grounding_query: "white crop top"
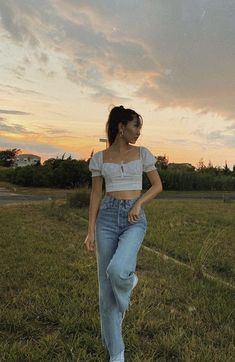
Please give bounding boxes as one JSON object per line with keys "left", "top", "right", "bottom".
{"left": 89, "top": 146, "right": 157, "bottom": 192}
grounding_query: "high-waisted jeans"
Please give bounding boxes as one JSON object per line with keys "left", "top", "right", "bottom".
{"left": 95, "top": 195, "right": 147, "bottom": 359}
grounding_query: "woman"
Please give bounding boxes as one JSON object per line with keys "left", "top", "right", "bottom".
{"left": 84, "top": 105, "right": 163, "bottom": 362}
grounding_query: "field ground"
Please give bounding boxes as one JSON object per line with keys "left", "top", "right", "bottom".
{"left": 0, "top": 198, "right": 234, "bottom": 361}
{"left": 1, "top": 181, "right": 235, "bottom": 200}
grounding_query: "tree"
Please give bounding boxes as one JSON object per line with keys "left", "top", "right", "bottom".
{"left": 0, "top": 148, "right": 21, "bottom": 167}
{"left": 86, "top": 149, "right": 94, "bottom": 163}
{"left": 43, "top": 157, "right": 62, "bottom": 169}
{"left": 222, "top": 161, "right": 231, "bottom": 175}
{"left": 196, "top": 158, "right": 206, "bottom": 172}
{"left": 156, "top": 154, "right": 168, "bottom": 169}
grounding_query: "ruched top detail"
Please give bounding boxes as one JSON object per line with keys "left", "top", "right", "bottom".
{"left": 88, "top": 146, "right": 157, "bottom": 192}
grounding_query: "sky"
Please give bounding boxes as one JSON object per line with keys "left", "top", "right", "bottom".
{"left": 0, "top": 0, "right": 235, "bottom": 169}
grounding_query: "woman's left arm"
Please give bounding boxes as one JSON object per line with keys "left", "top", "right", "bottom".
{"left": 136, "top": 169, "right": 163, "bottom": 207}
{"left": 128, "top": 170, "right": 163, "bottom": 223}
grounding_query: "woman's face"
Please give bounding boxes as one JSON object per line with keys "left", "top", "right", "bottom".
{"left": 121, "top": 116, "right": 142, "bottom": 144}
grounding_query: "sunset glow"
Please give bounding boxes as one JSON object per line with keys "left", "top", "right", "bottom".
{"left": 0, "top": 1, "right": 235, "bottom": 168}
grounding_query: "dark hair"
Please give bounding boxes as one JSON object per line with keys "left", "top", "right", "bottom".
{"left": 105, "top": 105, "right": 143, "bottom": 146}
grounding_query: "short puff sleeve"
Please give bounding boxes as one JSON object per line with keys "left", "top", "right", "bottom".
{"left": 88, "top": 152, "right": 102, "bottom": 177}
{"left": 141, "top": 147, "right": 157, "bottom": 173}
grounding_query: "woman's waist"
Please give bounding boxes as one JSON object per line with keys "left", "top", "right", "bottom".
{"left": 105, "top": 190, "right": 141, "bottom": 200}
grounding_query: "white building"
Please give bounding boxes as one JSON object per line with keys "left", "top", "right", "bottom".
{"left": 13, "top": 154, "right": 41, "bottom": 168}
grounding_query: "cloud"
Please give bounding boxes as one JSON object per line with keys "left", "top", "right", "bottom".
{"left": 0, "top": 118, "right": 76, "bottom": 139}
{"left": 0, "top": 0, "right": 235, "bottom": 119}
{"left": 0, "top": 135, "right": 63, "bottom": 155}
{"left": 193, "top": 128, "right": 235, "bottom": 149}
{"left": 0, "top": 109, "right": 31, "bottom": 115}
{"left": 226, "top": 121, "right": 235, "bottom": 131}
{"left": 0, "top": 0, "right": 158, "bottom": 101}
{"left": 0, "top": 118, "right": 33, "bottom": 134}
{"left": 0, "top": 118, "right": 89, "bottom": 159}
{"left": 0, "top": 83, "right": 46, "bottom": 97}
{"left": 0, "top": 0, "right": 41, "bottom": 47}
{"left": 38, "top": 126, "right": 73, "bottom": 136}
{"left": 90, "top": 90, "right": 129, "bottom": 104}
{"left": 64, "top": 62, "right": 130, "bottom": 103}
{"left": 54, "top": 1, "right": 235, "bottom": 119}
{"left": 207, "top": 129, "right": 235, "bottom": 148}
{"left": 11, "top": 65, "right": 26, "bottom": 79}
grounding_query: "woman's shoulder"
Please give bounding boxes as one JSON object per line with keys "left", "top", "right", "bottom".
{"left": 140, "top": 146, "right": 155, "bottom": 156}
{"left": 91, "top": 150, "right": 104, "bottom": 159}
{"left": 89, "top": 150, "right": 104, "bottom": 167}
{"left": 140, "top": 145, "right": 154, "bottom": 150}
{"left": 140, "top": 146, "right": 157, "bottom": 163}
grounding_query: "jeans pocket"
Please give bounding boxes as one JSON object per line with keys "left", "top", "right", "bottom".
{"left": 139, "top": 208, "right": 147, "bottom": 226}
{"left": 99, "top": 201, "right": 110, "bottom": 210}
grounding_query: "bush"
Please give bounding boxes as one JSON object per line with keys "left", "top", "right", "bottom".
{"left": 66, "top": 189, "right": 91, "bottom": 208}
{"left": 158, "top": 169, "right": 235, "bottom": 191}
{"left": 1, "top": 159, "right": 91, "bottom": 189}
{"left": 1, "top": 158, "right": 235, "bottom": 191}
{"left": 0, "top": 167, "right": 10, "bottom": 181}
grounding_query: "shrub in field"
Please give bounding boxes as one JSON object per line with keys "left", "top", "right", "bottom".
{"left": 66, "top": 189, "right": 91, "bottom": 208}
{"left": 1, "top": 159, "right": 91, "bottom": 188}
{"left": 7, "top": 165, "right": 50, "bottom": 187}
{"left": 1, "top": 156, "right": 235, "bottom": 191}
{"left": 0, "top": 167, "right": 10, "bottom": 181}
{"left": 43, "top": 158, "right": 90, "bottom": 188}
{"left": 158, "top": 169, "right": 235, "bottom": 191}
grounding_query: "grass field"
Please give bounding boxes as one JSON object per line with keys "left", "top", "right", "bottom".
{"left": 1, "top": 180, "right": 235, "bottom": 199}
{"left": 0, "top": 198, "right": 234, "bottom": 361}
{"left": 0, "top": 181, "right": 68, "bottom": 197}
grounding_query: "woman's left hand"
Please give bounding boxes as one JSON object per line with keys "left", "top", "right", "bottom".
{"left": 128, "top": 202, "right": 142, "bottom": 224}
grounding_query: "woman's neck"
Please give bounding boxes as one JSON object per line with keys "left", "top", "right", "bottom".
{"left": 110, "top": 140, "right": 132, "bottom": 154}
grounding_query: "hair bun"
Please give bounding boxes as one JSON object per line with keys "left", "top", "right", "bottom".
{"left": 119, "top": 105, "right": 125, "bottom": 110}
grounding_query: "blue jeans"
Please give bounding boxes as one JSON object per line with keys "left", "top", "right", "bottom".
{"left": 95, "top": 195, "right": 147, "bottom": 358}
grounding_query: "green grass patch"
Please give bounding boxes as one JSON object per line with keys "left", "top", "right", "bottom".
{"left": 0, "top": 200, "right": 234, "bottom": 361}
{"left": 145, "top": 199, "right": 235, "bottom": 283}
{"left": 0, "top": 181, "right": 68, "bottom": 197}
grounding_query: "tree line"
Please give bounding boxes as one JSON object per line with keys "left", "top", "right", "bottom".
{"left": 0, "top": 149, "right": 234, "bottom": 191}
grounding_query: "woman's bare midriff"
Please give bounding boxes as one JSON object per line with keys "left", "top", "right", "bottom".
{"left": 106, "top": 190, "right": 142, "bottom": 200}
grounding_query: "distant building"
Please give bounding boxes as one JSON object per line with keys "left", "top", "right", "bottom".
{"left": 13, "top": 154, "right": 41, "bottom": 168}
{"left": 168, "top": 162, "right": 195, "bottom": 171}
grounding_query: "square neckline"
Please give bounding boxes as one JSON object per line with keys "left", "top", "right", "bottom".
{"left": 102, "top": 146, "right": 142, "bottom": 165}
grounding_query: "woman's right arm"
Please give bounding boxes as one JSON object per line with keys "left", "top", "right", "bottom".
{"left": 84, "top": 175, "right": 103, "bottom": 252}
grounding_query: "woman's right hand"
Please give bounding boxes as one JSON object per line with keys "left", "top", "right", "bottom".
{"left": 84, "top": 233, "right": 96, "bottom": 252}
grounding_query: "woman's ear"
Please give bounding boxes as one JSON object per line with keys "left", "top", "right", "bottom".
{"left": 118, "top": 122, "right": 124, "bottom": 134}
